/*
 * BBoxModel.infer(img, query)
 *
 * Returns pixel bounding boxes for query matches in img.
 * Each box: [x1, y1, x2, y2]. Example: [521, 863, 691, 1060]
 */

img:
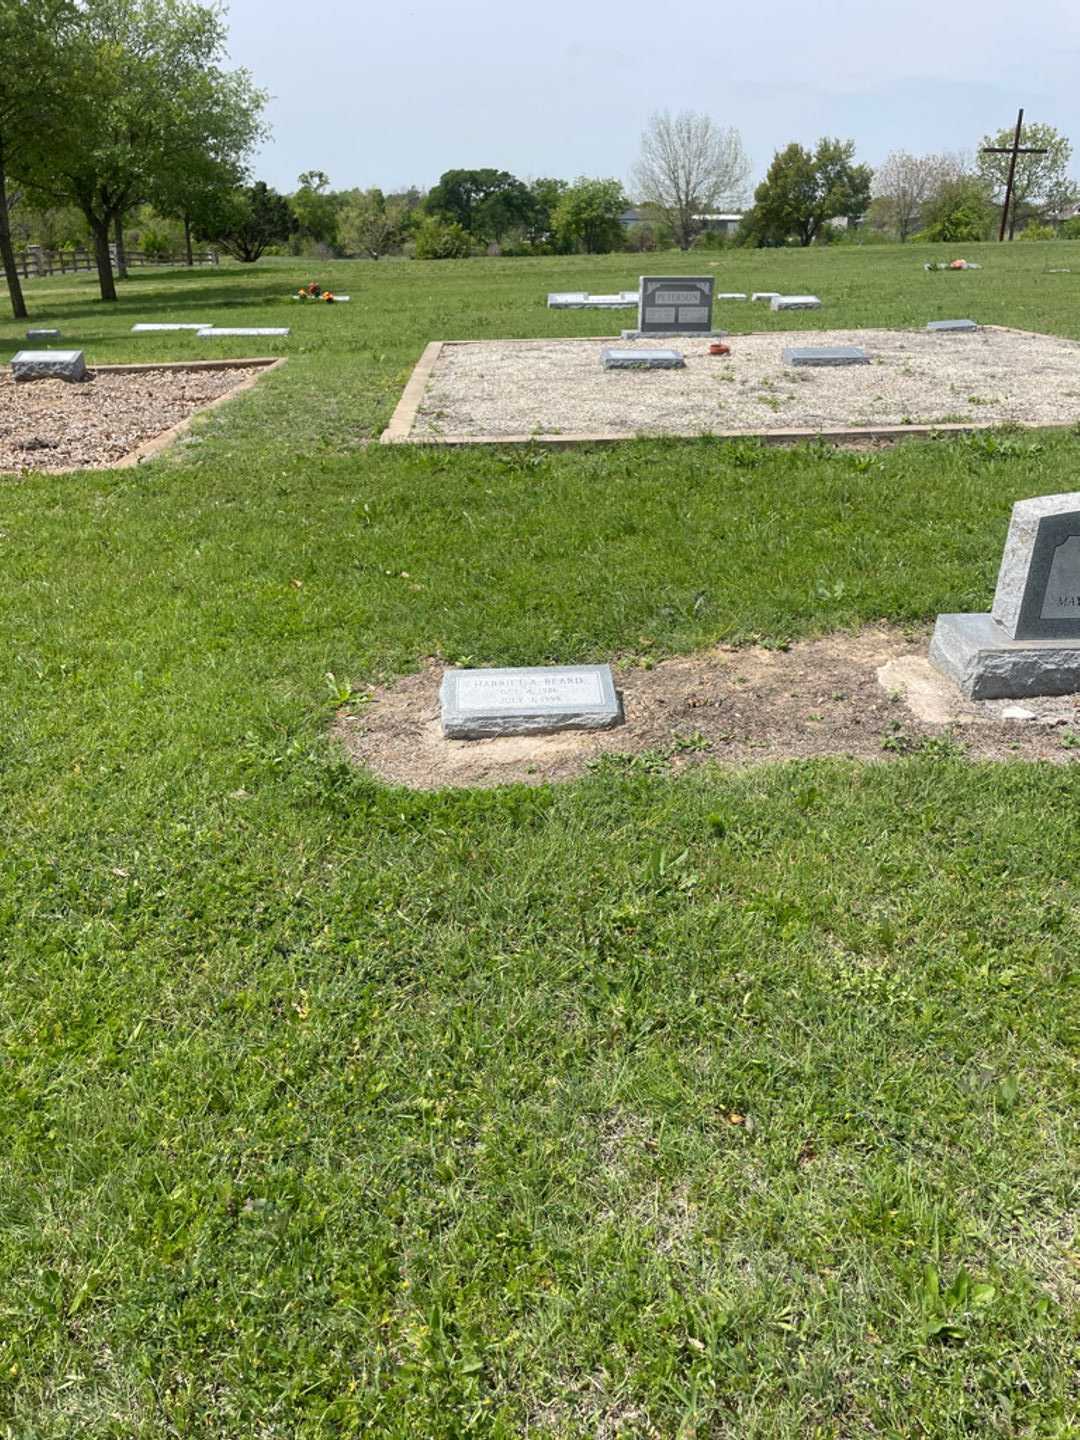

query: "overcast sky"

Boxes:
[225, 0, 1080, 196]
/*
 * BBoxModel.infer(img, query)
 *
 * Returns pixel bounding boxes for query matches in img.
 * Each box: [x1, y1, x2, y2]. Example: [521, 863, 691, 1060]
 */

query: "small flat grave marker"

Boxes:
[637, 275, 714, 335]
[131, 323, 211, 332]
[602, 348, 684, 369]
[927, 318, 978, 332]
[752, 292, 780, 302]
[26, 328, 60, 340]
[197, 327, 289, 337]
[548, 291, 638, 309]
[715, 292, 748, 300]
[930, 492, 1080, 697]
[441, 664, 621, 739]
[783, 345, 869, 367]
[771, 295, 822, 311]
[11, 349, 87, 382]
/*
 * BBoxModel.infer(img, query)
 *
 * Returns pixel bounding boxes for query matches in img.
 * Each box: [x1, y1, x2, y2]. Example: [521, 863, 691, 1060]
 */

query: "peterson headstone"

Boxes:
[635, 275, 715, 335]
[783, 346, 869, 367]
[440, 664, 621, 738]
[602, 348, 684, 369]
[11, 349, 88, 382]
[930, 492, 1080, 697]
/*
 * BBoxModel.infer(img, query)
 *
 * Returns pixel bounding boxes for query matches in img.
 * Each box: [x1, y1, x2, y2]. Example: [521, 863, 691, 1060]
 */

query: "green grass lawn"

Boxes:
[1, 245, 1078, 1438]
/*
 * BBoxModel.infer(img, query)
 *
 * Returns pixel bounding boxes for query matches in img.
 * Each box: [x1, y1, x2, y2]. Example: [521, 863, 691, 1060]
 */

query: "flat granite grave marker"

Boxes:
[634, 275, 715, 336]
[927, 319, 977, 332]
[441, 664, 621, 738]
[770, 295, 822, 311]
[715, 292, 748, 301]
[11, 349, 88, 382]
[26, 329, 60, 340]
[602, 348, 685, 369]
[548, 291, 638, 309]
[132, 323, 211, 332]
[752, 292, 780, 302]
[783, 346, 869, 367]
[197, 327, 290, 337]
[930, 492, 1080, 697]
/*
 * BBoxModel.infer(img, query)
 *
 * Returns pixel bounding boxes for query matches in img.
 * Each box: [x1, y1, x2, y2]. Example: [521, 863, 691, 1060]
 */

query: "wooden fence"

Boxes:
[10, 246, 219, 278]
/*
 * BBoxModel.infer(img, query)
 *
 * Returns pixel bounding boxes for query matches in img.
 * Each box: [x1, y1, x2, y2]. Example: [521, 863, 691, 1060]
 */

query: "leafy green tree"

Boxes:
[552, 177, 627, 254]
[425, 168, 532, 241]
[919, 174, 995, 243]
[150, 65, 267, 264]
[338, 188, 406, 259]
[413, 215, 472, 259]
[21, 0, 263, 301]
[977, 120, 1071, 236]
[525, 177, 566, 243]
[0, 0, 79, 319]
[743, 138, 871, 246]
[289, 169, 340, 251]
[195, 180, 295, 262]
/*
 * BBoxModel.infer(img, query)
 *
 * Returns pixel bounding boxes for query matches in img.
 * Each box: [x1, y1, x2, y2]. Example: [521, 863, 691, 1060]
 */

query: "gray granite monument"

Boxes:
[783, 346, 869, 367]
[633, 276, 715, 336]
[11, 349, 88, 382]
[441, 664, 621, 738]
[602, 348, 684, 370]
[930, 493, 1080, 698]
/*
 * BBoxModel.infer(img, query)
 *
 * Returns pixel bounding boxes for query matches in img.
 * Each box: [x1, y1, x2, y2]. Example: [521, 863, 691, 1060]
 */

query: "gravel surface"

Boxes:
[0, 366, 262, 473]
[410, 326, 1080, 439]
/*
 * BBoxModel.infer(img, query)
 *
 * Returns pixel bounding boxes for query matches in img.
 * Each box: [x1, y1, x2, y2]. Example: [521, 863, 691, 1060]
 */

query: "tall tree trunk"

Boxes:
[183, 213, 193, 266]
[0, 155, 28, 321]
[113, 213, 127, 278]
[90, 217, 117, 301]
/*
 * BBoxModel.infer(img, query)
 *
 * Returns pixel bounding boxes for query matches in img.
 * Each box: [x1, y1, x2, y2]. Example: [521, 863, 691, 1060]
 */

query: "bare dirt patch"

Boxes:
[0, 364, 265, 474]
[398, 326, 1080, 443]
[333, 626, 1080, 789]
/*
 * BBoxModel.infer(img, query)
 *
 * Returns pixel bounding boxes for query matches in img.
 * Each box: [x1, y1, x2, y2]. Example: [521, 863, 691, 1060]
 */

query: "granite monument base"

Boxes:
[929, 612, 1080, 699]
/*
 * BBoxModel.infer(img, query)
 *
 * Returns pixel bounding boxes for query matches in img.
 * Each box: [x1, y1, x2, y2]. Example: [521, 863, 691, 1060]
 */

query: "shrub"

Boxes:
[1060, 216, 1080, 240]
[1017, 222, 1056, 241]
[413, 217, 472, 259]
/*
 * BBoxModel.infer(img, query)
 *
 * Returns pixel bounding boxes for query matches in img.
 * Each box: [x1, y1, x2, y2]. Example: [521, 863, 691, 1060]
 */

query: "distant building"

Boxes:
[619, 208, 744, 234]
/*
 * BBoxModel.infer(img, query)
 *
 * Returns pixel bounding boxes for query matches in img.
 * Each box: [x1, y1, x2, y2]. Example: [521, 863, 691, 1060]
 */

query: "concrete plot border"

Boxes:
[379, 328, 1074, 450]
[2, 357, 287, 473]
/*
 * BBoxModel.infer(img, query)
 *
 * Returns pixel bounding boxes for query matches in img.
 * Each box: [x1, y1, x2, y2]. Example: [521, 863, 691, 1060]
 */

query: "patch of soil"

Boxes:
[332, 626, 1080, 789]
[0, 366, 262, 474]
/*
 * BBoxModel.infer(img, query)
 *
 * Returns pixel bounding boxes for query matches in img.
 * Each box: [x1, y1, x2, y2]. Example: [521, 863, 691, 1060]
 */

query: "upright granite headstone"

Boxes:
[636, 276, 715, 335]
[441, 664, 621, 738]
[930, 493, 1080, 697]
[11, 349, 88, 382]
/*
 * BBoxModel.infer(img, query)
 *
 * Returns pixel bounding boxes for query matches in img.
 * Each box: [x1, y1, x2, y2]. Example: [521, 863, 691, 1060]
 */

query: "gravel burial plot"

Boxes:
[0, 365, 264, 473]
[405, 326, 1080, 440]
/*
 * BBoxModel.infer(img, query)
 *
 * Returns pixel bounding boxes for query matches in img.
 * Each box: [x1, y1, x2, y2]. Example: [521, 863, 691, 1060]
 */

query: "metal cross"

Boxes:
[981, 108, 1050, 241]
